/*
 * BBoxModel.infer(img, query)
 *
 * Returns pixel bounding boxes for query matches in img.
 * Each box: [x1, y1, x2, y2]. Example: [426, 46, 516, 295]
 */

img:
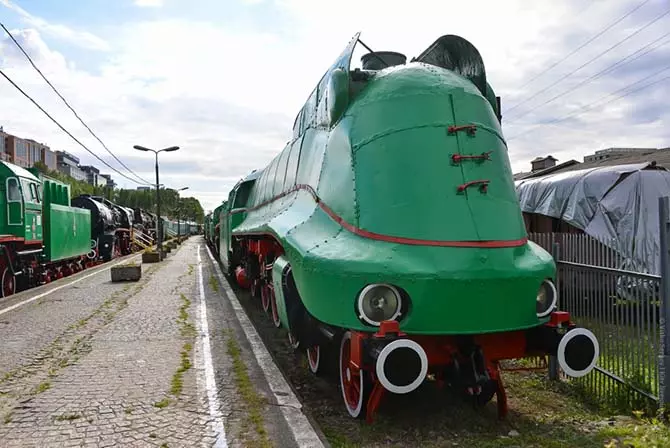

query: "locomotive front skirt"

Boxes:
[204, 32, 600, 423]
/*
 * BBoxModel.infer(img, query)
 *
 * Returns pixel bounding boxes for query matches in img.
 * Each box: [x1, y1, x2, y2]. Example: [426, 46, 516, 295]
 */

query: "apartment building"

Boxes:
[99, 173, 116, 189]
[56, 150, 88, 182]
[4, 134, 30, 167]
[2, 129, 115, 187]
[0, 129, 10, 162]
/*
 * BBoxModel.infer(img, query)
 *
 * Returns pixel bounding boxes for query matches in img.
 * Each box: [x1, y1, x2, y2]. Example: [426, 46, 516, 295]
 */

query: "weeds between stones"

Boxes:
[225, 330, 271, 448]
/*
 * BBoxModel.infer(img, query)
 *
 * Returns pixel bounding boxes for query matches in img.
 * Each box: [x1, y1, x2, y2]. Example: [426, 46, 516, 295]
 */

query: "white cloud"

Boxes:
[0, 0, 668, 211]
[134, 0, 164, 7]
[0, 0, 109, 51]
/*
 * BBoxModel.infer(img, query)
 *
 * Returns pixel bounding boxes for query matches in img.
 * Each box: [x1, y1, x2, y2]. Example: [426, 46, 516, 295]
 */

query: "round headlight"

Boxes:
[537, 279, 557, 317]
[357, 284, 402, 326]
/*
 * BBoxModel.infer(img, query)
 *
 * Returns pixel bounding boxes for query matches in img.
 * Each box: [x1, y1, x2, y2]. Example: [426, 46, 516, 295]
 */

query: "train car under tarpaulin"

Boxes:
[515, 162, 670, 276]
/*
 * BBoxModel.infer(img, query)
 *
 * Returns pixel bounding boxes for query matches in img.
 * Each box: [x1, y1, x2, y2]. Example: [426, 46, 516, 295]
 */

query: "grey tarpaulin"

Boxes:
[515, 162, 670, 276]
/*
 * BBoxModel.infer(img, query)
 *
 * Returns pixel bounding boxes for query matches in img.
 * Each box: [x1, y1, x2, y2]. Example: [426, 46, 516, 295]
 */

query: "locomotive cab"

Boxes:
[0, 163, 43, 243]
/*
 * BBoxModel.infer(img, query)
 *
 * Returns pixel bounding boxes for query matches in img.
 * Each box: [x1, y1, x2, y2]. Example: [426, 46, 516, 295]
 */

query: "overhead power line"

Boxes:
[506, 64, 670, 142]
[0, 23, 152, 186]
[507, 4, 669, 116]
[0, 68, 154, 185]
[506, 31, 670, 124]
[516, 0, 651, 90]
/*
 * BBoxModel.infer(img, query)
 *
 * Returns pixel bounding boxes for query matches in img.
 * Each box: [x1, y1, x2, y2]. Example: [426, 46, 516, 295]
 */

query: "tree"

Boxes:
[32, 163, 205, 223]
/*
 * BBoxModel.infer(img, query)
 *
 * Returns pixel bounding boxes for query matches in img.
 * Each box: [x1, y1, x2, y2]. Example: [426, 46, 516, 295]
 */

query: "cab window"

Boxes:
[20, 178, 39, 204]
[31, 184, 42, 203]
[7, 178, 21, 202]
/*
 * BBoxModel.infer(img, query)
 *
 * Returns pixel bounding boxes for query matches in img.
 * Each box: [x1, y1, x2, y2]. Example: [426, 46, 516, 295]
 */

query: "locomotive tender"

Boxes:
[207, 33, 600, 422]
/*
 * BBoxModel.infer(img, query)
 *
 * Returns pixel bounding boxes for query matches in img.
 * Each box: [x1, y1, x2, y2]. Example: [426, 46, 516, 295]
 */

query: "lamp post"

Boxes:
[133, 145, 179, 254]
[176, 186, 189, 240]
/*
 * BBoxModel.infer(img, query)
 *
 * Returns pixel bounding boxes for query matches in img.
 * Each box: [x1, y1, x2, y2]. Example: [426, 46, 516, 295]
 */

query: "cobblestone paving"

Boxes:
[0, 257, 143, 381]
[0, 238, 310, 447]
[0, 241, 208, 447]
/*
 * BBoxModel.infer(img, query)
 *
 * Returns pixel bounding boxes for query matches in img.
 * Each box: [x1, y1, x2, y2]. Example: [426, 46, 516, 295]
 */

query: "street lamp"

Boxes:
[133, 145, 179, 254]
[176, 186, 189, 240]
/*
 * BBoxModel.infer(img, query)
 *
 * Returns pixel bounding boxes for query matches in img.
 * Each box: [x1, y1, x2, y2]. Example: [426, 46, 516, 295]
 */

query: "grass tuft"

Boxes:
[209, 274, 219, 293]
[226, 332, 272, 448]
[54, 413, 81, 421]
[171, 293, 195, 397]
[34, 381, 51, 394]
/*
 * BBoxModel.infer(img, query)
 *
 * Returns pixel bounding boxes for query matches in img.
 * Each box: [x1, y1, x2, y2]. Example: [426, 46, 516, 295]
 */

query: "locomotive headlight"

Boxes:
[357, 284, 402, 326]
[536, 279, 557, 318]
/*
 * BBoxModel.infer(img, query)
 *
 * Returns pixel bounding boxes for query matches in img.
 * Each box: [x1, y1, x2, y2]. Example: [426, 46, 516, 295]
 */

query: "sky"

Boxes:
[0, 0, 669, 212]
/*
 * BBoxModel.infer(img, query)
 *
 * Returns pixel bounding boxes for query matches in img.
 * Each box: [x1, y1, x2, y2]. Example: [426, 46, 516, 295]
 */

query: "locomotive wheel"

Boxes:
[261, 284, 270, 314]
[288, 331, 300, 350]
[1, 267, 16, 298]
[339, 331, 371, 418]
[307, 345, 321, 373]
[270, 287, 281, 328]
[251, 278, 260, 299]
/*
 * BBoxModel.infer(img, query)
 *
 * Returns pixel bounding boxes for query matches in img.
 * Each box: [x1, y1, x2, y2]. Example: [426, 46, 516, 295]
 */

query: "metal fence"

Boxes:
[528, 222, 664, 413]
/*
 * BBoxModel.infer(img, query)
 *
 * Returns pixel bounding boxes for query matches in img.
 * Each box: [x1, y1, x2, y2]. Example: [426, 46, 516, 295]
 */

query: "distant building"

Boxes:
[56, 150, 87, 182]
[56, 150, 80, 166]
[0, 129, 10, 162]
[24, 138, 50, 167]
[80, 165, 106, 187]
[530, 155, 558, 171]
[15, 138, 57, 171]
[137, 186, 151, 191]
[583, 147, 658, 163]
[545, 147, 670, 175]
[41, 146, 57, 171]
[99, 173, 115, 189]
[514, 155, 580, 181]
[4, 134, 30, 167]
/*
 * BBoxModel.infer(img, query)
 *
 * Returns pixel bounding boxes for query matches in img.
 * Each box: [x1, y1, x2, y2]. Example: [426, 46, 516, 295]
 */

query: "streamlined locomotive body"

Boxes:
[209, 33, 600, 422]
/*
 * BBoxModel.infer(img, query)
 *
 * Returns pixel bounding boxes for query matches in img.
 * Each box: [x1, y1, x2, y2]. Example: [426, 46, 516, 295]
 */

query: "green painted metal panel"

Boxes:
[37, 173, 91, 262]
[287, 209, 554, 334]
[44, 204, 90, 262]
[296, 129, 328, 188]
[283, 137, 303, 190]
[317, 119, 356, 225]
[24, 210, 42, 241]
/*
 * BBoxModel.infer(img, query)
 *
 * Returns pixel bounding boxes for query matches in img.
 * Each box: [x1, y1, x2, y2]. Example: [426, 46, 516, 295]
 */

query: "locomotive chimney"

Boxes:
[361, 51, 407, 70]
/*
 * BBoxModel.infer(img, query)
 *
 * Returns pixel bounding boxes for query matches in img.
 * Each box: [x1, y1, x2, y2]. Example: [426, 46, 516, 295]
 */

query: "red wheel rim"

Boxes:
[270, 288, 281, 328]
[261, 284, 270, 313]
[2, 267, 15, 298]
[340, 332, 364, 417]
[307, 346, 320, 372]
